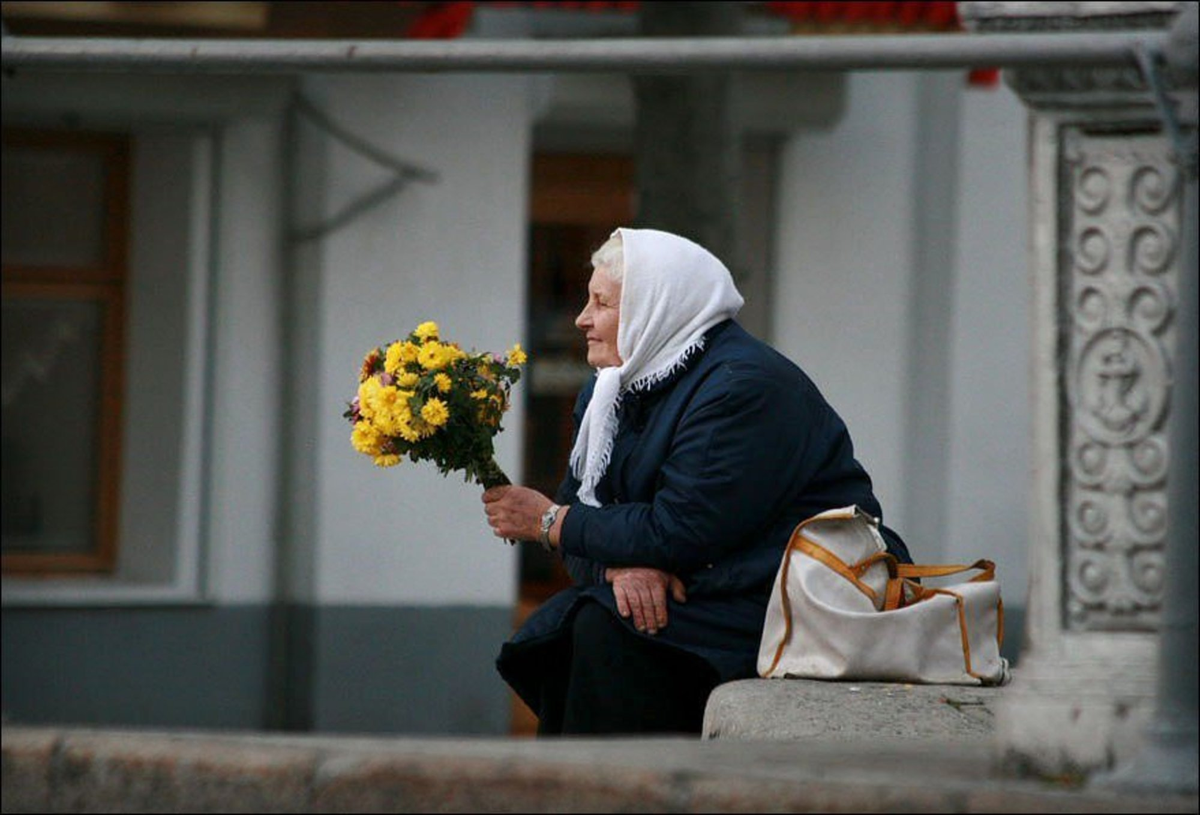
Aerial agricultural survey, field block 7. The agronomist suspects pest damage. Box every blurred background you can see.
[1,1,1029,738]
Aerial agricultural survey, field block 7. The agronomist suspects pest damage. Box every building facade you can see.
[2,2,1030,735]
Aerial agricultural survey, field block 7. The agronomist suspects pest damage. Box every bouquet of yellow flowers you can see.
[344,320,527,489]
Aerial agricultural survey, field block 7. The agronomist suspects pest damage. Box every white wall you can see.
[772,72,921,538]
[945,82,1030,598]
[310,74,532,607]
[207,119,287,605]
[772,72,1031,606]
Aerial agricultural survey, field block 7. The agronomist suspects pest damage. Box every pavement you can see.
[3,679,1198,813]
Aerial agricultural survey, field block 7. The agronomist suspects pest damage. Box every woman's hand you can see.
[482,485,553,542]
[605,566,687,635]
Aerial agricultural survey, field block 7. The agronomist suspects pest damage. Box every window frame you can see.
[1,128,130,575]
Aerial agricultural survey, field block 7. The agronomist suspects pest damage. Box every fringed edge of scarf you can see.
[570,335,708,507]
[625,335,707,395]
[571,387,623,507]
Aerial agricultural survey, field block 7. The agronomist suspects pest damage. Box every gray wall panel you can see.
[2,605,514,735]
[1,606,270,729]
[312,606,514,736]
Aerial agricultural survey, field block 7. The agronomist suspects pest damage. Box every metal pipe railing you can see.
[0,30,1170,74]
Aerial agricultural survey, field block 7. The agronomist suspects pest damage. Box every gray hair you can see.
[590,232,624,283]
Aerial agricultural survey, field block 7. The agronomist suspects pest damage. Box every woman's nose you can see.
[575,306,590,329]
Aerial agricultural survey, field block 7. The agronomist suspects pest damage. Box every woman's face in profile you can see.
[576,266,622,368]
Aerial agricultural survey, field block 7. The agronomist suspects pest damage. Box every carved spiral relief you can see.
[1129,223,1176,275]
[1077,166,1112,214]
[1130,438,1167,482]
[1076,227,1111,274]
[1069,493,1112,546]
[1130,165,1176,215]
[1128,496,1167,547]
[1127,280,1173,332]
[1075,286,1109,331]
[1063,131,1179,632]
[1127,548,1165,598]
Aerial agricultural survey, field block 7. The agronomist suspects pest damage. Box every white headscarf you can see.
[569,227,744,507]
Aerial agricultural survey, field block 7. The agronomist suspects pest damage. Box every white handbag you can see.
[758,505,1010,686]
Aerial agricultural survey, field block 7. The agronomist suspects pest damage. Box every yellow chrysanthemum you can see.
[357,377,385,419]
[421,397,450,428]
[507,343,528,366]
[406,416,437,439]
[373,453,402,468]
[470,388,489,401]
[414,321,440,343]
[396,371,420,388]
[384,342,408,376]
[385,342,423,375]
[433,373,453,393]
[374,401,409,437]
[374,385,404,413]
[395,416,422,443]
[418,342,451,371]
[351,421,384,456]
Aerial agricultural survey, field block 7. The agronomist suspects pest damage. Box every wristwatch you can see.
[538,504,562,553]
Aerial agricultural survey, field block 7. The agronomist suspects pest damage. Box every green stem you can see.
[477,457,511,490]
[476,457,517,547]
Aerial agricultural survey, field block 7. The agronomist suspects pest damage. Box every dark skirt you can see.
[497,598,721,735]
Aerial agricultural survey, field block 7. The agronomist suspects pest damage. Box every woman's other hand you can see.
[605,567,687,635]
[482,485,552,542]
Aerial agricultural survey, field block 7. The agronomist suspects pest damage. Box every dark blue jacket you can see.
[497,320,909,703]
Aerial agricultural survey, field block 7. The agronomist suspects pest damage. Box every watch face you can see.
[541,505,559,532]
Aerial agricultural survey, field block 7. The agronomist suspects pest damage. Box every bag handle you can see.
[763,526,897,676]
[793,533,883,605]
[882,560,996,611]
[896,559,995,582]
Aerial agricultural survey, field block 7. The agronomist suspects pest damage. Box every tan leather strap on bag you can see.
[763,527,889,677]
[896,559,995,582]
[918,586,1005,681]
[764,528,802,677]
[923,588,978,679]
[882,560,996,611]
[850,551,899,578]
[793,534,882,604]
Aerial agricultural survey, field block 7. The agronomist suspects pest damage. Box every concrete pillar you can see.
[632,1,744,264]
[958,1,1192,779]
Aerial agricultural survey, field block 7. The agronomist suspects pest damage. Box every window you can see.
[2,130,130,575]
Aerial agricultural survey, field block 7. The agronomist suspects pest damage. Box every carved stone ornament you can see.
[959,1,1186,109]
[1007,66,1151,110]
[1062,128,1180,631]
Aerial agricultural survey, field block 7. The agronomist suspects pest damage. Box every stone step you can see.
[702,677,999,741]
[5,722,1198,813]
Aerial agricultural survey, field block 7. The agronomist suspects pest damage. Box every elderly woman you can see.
[484,227,911,735]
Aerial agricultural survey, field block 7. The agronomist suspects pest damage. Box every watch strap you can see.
[539,503,562,552]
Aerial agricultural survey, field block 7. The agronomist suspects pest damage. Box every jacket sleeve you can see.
[554,380,607,587]
[554,468,607,585]
[558,363,819,574]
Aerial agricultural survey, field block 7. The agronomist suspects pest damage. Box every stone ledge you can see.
[3,723,1197,813]
[702,678,999,741]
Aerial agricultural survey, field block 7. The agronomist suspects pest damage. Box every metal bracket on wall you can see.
[1135,44,1198,180]
[288,93,439,244]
